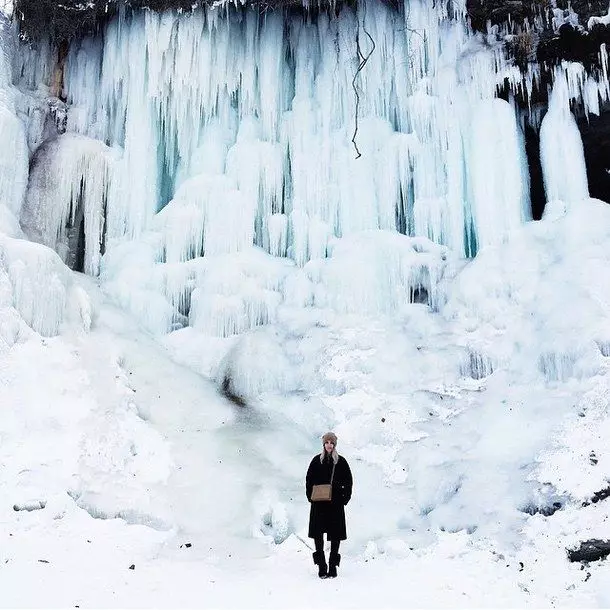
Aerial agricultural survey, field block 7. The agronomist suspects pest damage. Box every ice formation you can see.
[0,16,28,218]
[20,133,118,276]
[3,0,608,369]
[19,0,536,267]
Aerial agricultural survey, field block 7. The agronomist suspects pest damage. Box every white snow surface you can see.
[2,2,610,608]
[2,193,610,607]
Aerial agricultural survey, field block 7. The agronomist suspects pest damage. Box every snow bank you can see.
[0,234,91,337]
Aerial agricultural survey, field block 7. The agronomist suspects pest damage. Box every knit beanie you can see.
[322,431,338,445]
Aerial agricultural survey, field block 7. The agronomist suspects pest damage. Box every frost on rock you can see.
[20,132,118,276]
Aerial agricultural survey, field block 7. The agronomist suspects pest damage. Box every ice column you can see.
[540,68,589,204]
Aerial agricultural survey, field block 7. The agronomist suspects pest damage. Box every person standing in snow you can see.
[306,431,353,578]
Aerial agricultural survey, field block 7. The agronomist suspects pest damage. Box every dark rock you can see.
[568,539,610,563]
[466,0,548,32]
[14,0,354,43]
[577,109,610,203]
[13,500,46,512]
[520,501,563,516]
[129,564,135,570]
[582,484,610,507]
[537,22,610,69]
[220,375,247,407]
[523,122,546,220]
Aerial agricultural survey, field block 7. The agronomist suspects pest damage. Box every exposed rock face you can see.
[468,0,610,70]
[14,0,352,42]
[568,539,610,563]
[15,0,116,42]
[578,110,610,203]
[537,22,610,68]
[466,0,549,31]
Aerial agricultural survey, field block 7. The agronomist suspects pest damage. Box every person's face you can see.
[324,440,335,453]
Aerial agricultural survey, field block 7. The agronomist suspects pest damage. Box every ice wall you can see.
[50,0,532,267]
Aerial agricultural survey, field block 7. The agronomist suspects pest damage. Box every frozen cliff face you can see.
[20,0,610,286]
[2,3,610,577]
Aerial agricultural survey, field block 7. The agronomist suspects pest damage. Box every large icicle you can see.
[468,98,531,249]
[540,68,589,204]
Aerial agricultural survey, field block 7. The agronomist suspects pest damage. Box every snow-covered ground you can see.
[2,197,610,607]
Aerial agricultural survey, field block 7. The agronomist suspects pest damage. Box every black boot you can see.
[312,551,328,578]
[328,552,340,578]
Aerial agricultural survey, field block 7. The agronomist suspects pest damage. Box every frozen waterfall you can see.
[19,0,534,267]
[10,0,602,342]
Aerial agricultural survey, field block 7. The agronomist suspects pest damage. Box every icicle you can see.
[540,69,589,204]
[460,349,494,380]
[51,0,538,268]
[599,44,610,103]
[267,213,288,258]
[538,350,579,383]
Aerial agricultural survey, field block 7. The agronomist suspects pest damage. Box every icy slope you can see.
[1,229,609,607]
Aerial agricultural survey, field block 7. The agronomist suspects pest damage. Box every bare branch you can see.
[351,0,375,159]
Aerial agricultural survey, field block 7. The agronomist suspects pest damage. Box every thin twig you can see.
[351,0,375,159]
[294,533,314,550]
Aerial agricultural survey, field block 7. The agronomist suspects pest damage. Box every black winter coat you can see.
[306,453,353,540]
